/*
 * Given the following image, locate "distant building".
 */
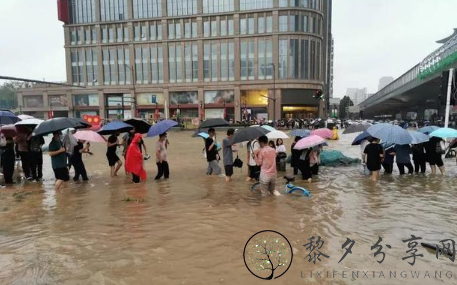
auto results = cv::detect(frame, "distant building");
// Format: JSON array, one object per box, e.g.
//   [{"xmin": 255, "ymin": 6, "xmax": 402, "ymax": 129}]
[
  {"xmin": 378, "ymin": 76, "xmax": 394, "ymax": 91},
  {"xmin": 346, "ymin": 87, "xmax": 367, "ymax": 106},
  {"xmin": 17, "ymin": 0, "xmax": 333, "ymax": 121}
]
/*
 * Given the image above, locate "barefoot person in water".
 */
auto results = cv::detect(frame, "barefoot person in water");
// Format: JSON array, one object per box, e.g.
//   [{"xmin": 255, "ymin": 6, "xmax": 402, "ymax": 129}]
[
  {"xmin": 253, "ymin": 135, "xmax": 280, "ymax": 196},
  {"xmin": 106, "ymin": 132, "xmax": 122, "ymax": 177}
]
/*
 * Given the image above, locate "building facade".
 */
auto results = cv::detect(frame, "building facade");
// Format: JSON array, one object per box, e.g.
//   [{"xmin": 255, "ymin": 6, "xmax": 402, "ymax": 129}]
[{"xmin": 18, "ymin": 0, "xmax": 332, "ymax": 122}]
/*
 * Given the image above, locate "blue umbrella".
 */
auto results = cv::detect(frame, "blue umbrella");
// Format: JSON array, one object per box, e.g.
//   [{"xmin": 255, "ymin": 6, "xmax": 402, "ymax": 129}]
[
  {"xmin": 367, "ymin": 124, "xmax": 412, "ymax": 145},
  {"xmin": 0, "ymin": 110, "xmax": 20, "ymax": 125},
  {"xmin": 429, "ymin": 127, "xmax": 457, "ymax": 138},
  {"xmin": 147, "ymin": 119, "xmax": 178, "ymax": 137},
  {"xmin": 409, "ymin": 131, "xmax": 430, "ymax": 144},
  {"xmin": 197, "ymin": 132, "xmax": 209, "ymax": 139},
  {"xmin": 290, "ymin": 129, "xmax": 311, "ymax": 137},
  {"xmin": 351, "ymin": 131, "xmax": 372, "ymax": 145},
  {"xmin": 418, "ymin": 126, "xmax": 439, "ymax": 134},
  {"xmin": 98, "ymin": 121, "xmax": 133, "ymax": 135}
]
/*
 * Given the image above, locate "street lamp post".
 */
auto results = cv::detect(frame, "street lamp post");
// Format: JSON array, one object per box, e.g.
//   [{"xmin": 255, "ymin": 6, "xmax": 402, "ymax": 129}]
[{"xmin": 125, "ymin": 64, "xmax": 136, "ymax": 119}]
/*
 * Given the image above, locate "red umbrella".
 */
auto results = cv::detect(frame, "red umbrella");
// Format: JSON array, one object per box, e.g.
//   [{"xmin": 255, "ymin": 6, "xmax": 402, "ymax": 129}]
[
  {"xmin": 0, "ymin": 125, "xmax": 30, "ymax": 137},
  {"xmin": 311, "ymin": 128, "xmax": 333, "ymax": 139}
]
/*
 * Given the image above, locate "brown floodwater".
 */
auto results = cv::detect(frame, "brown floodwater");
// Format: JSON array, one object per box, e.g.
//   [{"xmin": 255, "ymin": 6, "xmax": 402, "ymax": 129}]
[{"xmin": 0, "ymin": 130, "xmax": 456, "ymax": 285}]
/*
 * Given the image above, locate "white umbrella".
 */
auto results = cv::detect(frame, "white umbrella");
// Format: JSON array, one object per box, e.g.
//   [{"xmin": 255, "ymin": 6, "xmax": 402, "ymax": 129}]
[
  {"xmin": 15, "ymin": 118, "xmax": 44, "ymax": 126},
  {"xmin": 18, "ymin": 114, "xmax": 35, "ymax": 120},
  {"xmin": 266, "ymin": 130, "xmax": 289, "ymax": 139}
]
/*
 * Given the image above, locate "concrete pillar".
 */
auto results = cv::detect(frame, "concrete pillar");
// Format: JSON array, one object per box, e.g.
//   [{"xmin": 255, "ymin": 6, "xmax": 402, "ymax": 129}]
[
  {"xmin": 67, "ymin": 91, "xmax": 73, "ymax": 118},
  {"xmin": 99, "ymin": 91, "xmax": 105, "ymax": 118},
  {"xmin": 163, "ymin": 89, "xmax": 170, "ymax": 119},
  {"xmin": 234, "ymin": 87, "xmax": 241, "ymax": 121}
]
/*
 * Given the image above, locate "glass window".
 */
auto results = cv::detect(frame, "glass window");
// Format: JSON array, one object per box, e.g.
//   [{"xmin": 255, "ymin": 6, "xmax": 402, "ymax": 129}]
[
  {"xmin": 134, "ymin": 25, "xmax": 141, "ymax": 41},
  {"xmin": 142, "ymin": 47, "xmax": 149, "ymax": 83},
  {"xmin": 279, "ymin": 15, "xmax": 287, "ymax": 32},
  {"xmin": 248, "ymin": 16, "xmax": 254, "ymax": 34},
  {"xmin": 167, "ymin": 0, "xmax": 197, "ymax": 16},
  {"xmin": 151, "ymin": 45, "xmax": 158, "ymax": 83},
  {"xmin": 302, "ymin": 15, "xmax": 308, "ymax": 32},
  {"xmin": 289, "ymin": 39, "xmax": 299, "ymax": 79},
  {"xmin": 221, "ymin": 42, "xmax": 228, "ymax": 81},
  {"xmin": 240, "ymin": 40, "xmax": 247, "ymax": 80},
  {"xmin": 108, "ymin": 27, "xmax": 114, "ymax": 43},
  {"xmin": 266, "ymin": 15, "xmax": 273, "ymax": 32},
  {"xmin": 203, "ymin": 0, "xmax": 235, "ymax": 13},
  {"xmin": 100, "ymin": 0, "xmax": 128, "ymax": 21},
  {"xmin": 211, "ymin": 18, "xmax": 217, "ymax": 37},
  {"xmin": 203, "ymin": 42, "xmax": 210, "ymax": 81},
  {"xmin": 279, "ymin": 39, "xmax": 287, "ymax": 79},
  {"xmin": 258, "ymin": 38, "xmax": 266, "ymax": 80},
  {"xmin": 85, "ymin": 28, "xmax": 91, "ymax": 44},
  {"xmin": 157, "ymin": 24, "xmax": 162, "ymax": 39},
  {"xmin": 109, "ymin": 49, "xmax": 116, "ymax": 84},
  {"xmin": 141, "ymin": 25, "xmax": 147, "ymax": 40},
  {"xmin": 228, "ymin": 17, "xmax": 234, "ymax": 35},
  {"xmin": 150, "ymin": 23, "xmax": 157, "ymax": 40},
  {"xmin": 240, "ymin": 0, "xmax": 273, "ymax": 11},
  {"xmin": 258, "ymin": 16, "xmax": 265, "ymax": 34},
  {"xmin": 69, "ymin": 0, "xmax": 96, "ymax": 24},
  {"xmin": 192, "ymin": 21, "xmax": 197, "ymax": 38},
  {"xmin": 77, "ymin": 29, "xmax": 84, "ymax": 44},
  {"xmin": 116, "ymin": 27, "xmax": 123, "ymax": 42},
  {"xmin": 300, "ymin": 39, "xmax": 308, "ymax": 79},
  {"xmin": 240, "ymin": 17, "xmax": 247, "ymax": 35},
  {"xmin": 168, "ymin": 22, "xmax": 175, "ymax": 39},
  {"xmin": 71, "ymin": 30, "xmax": 77, "ymax": 45},
  {"xmin": 133, "ymin": 0, "xmax": 162, "ymax": 19},
  {"xmin": 175, "ymin": 21, "xmax": 181, "ymax": 39},
  {"xmin": 185, "ymin": 21, "xmax": 191, "ymax": 38},
  {"xmin": 184, "ymin": 43, "xmax": 192, "ymax": 82},
  {"xmin": 92, "ymin": 28, "xmax": 97, "ymax": 43},
  {"xmin": 168, "ymin": 44, "xmax": 176, "ymax": 83},
  {"xmin": 228, "ymin": 40, "xmax": 234, "ymax": 81},
  {"xmin": 117, "ymin": 48, "xmax": 125, "ymax": 84},
  {"xmin": 220, "ymin": 18, "xmax": 227, "ymax": 36},
  {"xmin": 176, "ymin": 44, "xmax": 182, "ymax": 83},
  {"xmin": 211, "ymin": 43, "xmax": 218, "ymax": 82},
  {"xmin": 203, "ymin": 19, "xmax": 210, "ymax": 37},
  {"xmin": 192, "ymin": 43, "xmax": 198, "ymax": 82}
]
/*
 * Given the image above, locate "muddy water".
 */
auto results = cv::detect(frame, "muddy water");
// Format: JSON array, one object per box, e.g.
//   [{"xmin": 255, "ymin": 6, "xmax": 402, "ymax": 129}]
[{"xmin": 0, "ymin": 130, "xmax": 456, "ymax": 285}]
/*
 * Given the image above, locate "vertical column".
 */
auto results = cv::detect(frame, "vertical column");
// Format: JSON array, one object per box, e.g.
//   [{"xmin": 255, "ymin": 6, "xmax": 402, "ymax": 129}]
[
  {"xmin": 234, "ymin": 87, "xmax": 241, "ymax": 121},
  {"xmin": 126, "ymin": 0, "xmax": 133, "ymax": 20},
  {"xmin": 275, "ymin": 88, "xmax": 281, "ymax": 122},
  {"xmin": 234, "ymin": 37, "xmax": 240, "ymax": 81},
  {"xmin": 163, "ymin": 89, "xmax": 170, "ymax": 119},
  {"xmin": 43, "ymin": 92, "xmax": 49, "ymax": 118},
  {"xmin": 97, "ymin": 46, "xmax": 104, "ymax": 85},
  {"xmin": 198, "ymin": 87, "xmax": 205, "ymax": 120},
  {"xmin": 94, "ymin": 0, "xmax": 101, "ymax": 22},
  {"xmin": 65, "ymin": 48, "xmax": 72, "ymax": 84},
  {"xmin": 67, "ymin": 91, "xmax": 74, "ymax": 117},
  {"xmin": 17, "ymin": 91, "xmax": 23, "ymax": 114},
  {"xmin": 98, "ymin": 91, "xmax": 105, "ymax": 118}
]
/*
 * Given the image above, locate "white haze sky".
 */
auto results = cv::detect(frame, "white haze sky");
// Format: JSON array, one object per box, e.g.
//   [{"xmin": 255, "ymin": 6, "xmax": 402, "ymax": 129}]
[{"xmin": 0, "ymin": 0, "xmax": 456, "ymax": 97}]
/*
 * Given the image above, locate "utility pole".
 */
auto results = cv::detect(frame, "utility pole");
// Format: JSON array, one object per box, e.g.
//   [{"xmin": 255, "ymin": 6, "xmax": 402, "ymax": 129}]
[{"xmin": 444, "ymin": 68, "xmax": 454, "ymax": 128}]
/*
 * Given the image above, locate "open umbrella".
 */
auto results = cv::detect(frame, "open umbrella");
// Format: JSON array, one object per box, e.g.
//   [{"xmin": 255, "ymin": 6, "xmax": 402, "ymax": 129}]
[
  {"xmin": 147, "ymin": 119, "xmax": 178, "ymax": 137},
  {"xmin": 266, "ymin": 130, "xmax": 289, "ymax": 139},
  {"xmin": 0, "ymin": 125, "xmax": 28, "ymax": 137},
  {"xmin": 229, "ymin": 126, "xmax": 270, "ymax": 144},
  {"xmin": 418, "ymin": 126, "xmax": 439, "ymax": 134},
  {"xmin": 125, "ymin": 118, "xmax": 152, "ymax": 134},
  {"xmin": 351, "ymin": 131, "xmax": 372, "ymax": 145},
  {"xmin": 69, "ymin": 117, "xmax": 92, "ymax": 129},
  {"xmin": 294, "ymin": 135, "xmax": 326, "ymax": 150},
  {"xmin": 409, "ymin": 131, "xmax": 429, "ymax": 144},
  {"xmin": 15, "ymin": 118, "xmax": 44, "ymax": 127},
  {"xmin": 199, "ymin": 118, "xmax": 229, "ymax": 128},
  {"xmin": 429, "ymin": 127, "xmax": 457, "ymax": 138},
  {"xmin": 343, "ymin": 123, "xmax": 371, "ymax": 134},
  {"xmin": 311, "ymin": 128, "xmax": 333, "ymax": 139},
  {"xmin": 18, "ymin": 114, "xmax": 34, "ymax": 120},
  {"xmin": 196, "ymin": 132, "xmax": 209, "ymax": 139},
  {"xmin": 367, "ymin": 124, "xmax": 412, "ymax": 145},
  {"xmin": 98, "ymin": 121, "xmax": 133, "ymax": 135},
  {"xmin": 73, "ymin": 130, "xmax": 107, "ymax": 143},
  {"xmin": 32, "ymin": 117, "xmax": 85, "ymax": 136},
  {"xmin": 290, "ymin": 129, "xmax": 311, "ymax": 137},
  {"xmin": 191, "ymin": 128, "xmax": 209, "ymax": 137},
  {"xmin": 251, "ymin": 125, "xmax": 276, "ymax": 132},
  {"xmin": 0, "ymin": 110, "xmax": 20, "ymax": 125}
]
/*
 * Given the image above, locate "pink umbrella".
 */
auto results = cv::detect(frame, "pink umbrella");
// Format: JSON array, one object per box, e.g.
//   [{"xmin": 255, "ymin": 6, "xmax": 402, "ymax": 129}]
[
  {"xmin": 293, "ymin": 135, "xmax": 326, "ymax": 150},
  {"xmin": 311, "ymin": 128, "xmax": 333, "ymax": 139},
  {"xmin": 73, "ymin": 130, "xmax": 107, "ymax": 143}
]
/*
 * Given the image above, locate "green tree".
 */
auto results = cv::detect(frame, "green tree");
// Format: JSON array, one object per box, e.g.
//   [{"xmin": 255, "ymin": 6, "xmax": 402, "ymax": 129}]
[
  {"xmin": 0, "ymin": 82, "xmax": 19, "ymax": 110},
  {"xmin": 339, "ymin": 96, "xmax": 354, "ymax": 119}
]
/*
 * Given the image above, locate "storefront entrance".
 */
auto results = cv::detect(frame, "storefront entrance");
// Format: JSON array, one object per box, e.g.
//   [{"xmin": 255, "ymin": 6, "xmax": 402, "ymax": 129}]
[{"xmin": 282, "ymin": 106, "xmax": 318, "ymax": 119}]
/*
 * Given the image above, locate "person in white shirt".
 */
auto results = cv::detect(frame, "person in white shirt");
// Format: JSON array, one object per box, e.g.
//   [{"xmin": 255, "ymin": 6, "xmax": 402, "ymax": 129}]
[{"xmin": 246, "ymin": 139, "xmax": 260, "ymax": 181}]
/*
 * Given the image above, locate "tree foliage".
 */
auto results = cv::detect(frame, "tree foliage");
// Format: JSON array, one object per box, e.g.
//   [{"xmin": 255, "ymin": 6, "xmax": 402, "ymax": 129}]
[
  {"xmin": 339, "ymin": 96, "xmax": 354, "ymax": 119},
  {"xmin": 0, "ymin": 82, "xmax": 19, "ymax": 110}
]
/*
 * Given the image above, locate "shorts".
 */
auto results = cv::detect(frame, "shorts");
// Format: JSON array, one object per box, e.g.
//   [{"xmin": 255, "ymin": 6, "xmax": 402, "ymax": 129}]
[
  {"xmin": 224, "ymin": 165, "xmax": 234, "ymax": 177},
  {"xmin": 249, "ymin": 165, "xmax": 260, "ymax": 179},
  {"xmin": 259, "ymin": 172, "xmax": 277, "ymax": 195},
  {"xmin": 107, "ymin": 153, "xmax": 120, "ymax": 167},
  {"xmin": 428, "ymin": 155, "xmax": 444, "ymax": 167},
  {"xmin": 53, "ymin": 167, "xmax": 70, "ymax": 182}
]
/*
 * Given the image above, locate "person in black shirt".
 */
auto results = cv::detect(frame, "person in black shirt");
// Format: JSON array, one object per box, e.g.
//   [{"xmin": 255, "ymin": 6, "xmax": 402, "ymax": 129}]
[
  {"xmin": 425, "ymin": 136, "xmax": 445, "ymax": 175},
  {"xmin": 2, "ymin": 138, "xmax": 16, "ymax": 184},
  {"xmin": 363, "ymin": 138, "xmax": 384, "ymax": 181},
  {"xmin": 205, "ymin": 128, "xmax": 222, "ymax": 176},
  {"xmin": 28, "ymin": 135, "xmax": 45, "ymax": 181},
  {"xmin": 106, "ymin": 132, "xmax": 122, "ymax": 177},
  {"xmin": 290, "ymin": 136, "xmax": 302, "ymax": 175},
  {"xmin": 71, "ymin": 140, "xmax": 92, "ymax": 181},
  {"xmin": 412, "ymin": 143, "xmax": 426, "ymax": 174}
]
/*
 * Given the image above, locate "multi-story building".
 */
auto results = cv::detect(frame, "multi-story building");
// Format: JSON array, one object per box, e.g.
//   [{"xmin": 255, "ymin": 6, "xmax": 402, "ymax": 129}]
[{"xmin": 18, "ymin": 0, "xmax": 332, "ymax": 122}]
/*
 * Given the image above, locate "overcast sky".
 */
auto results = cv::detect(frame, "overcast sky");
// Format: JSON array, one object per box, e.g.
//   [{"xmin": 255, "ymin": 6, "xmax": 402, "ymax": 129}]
[{"xmin": 0, "ymin": 0, "xmax": 456, "ymax": 97}]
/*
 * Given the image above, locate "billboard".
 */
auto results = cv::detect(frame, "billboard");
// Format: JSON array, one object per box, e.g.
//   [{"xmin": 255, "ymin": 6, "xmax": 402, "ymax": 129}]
[
  {"xmin": 170, "ymin": 91, "xmax": 198, "ymax": 104},
  {"xmin": 204, "ymin": 90, "xmax": 234, "ymax": 104}
]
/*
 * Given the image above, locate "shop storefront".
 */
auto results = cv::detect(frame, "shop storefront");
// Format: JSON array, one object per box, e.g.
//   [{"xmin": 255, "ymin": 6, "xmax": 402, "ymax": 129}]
[
  {"xmin": 105, "ymin": 94, "xmax": 132, "ymax": 120},
  {"xmin": 169, "ymin": 91, "xmax": 199, "ymax": 119},
  {"xmin": 240, "ymin": 90, "xmax": 269, "ymax": 122},
  {"xmin": 204, "ymin": 90, "xmax": 235, "ymax": 122},
  {"xmin": 137, "ymin": 93, "xmax": 165, "ymax": 121},
  {"xmin": 73, "ymin": 94, "xmax": 100, "ymax": 118},
  {"xmin": 281, "ymin": 89, "xmax": 320, "ymax": 119}
]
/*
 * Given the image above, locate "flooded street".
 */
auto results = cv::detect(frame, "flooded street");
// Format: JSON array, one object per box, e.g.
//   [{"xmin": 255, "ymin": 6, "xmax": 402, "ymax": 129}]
[{"xmin": 0, "ymin": 130, "xmax": 456, "ymax": 285}]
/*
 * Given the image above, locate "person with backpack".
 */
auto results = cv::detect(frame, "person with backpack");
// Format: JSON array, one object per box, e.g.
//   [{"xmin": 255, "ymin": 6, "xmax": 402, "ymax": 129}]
[
  {"xmin": 425, "ymin": 136, "xmax": 445, "ymax": 175},
  {"xmin": 28, "ymin": 135, "xmax": 45, "ymax": 182},
  {"xmin": 246, "ymin": 139, "xmax": 260, "ymax": 181}
]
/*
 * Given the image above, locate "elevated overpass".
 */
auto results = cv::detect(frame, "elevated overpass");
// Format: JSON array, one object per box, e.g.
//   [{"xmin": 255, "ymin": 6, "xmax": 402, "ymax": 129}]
[{"xmin": 359, "ymin": 29, "xmax": 457, "ymax": 119}]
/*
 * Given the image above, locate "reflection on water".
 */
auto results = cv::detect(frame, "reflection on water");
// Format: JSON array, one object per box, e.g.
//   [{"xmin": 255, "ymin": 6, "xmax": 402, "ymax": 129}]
[{"xmin": 0, "ymin": 130, "xmax": 457, "ymax": 284}]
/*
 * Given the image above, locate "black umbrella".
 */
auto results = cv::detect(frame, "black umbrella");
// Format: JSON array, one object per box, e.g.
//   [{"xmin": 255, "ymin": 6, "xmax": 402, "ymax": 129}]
[
  {"xmin": 343, "ymin": 123, "xmax": 371, "ymax": 134},
  {"xmin": 229, "ymin": 126, "xmax": 270, "ymax": 144},
  {"xmin": 199, "ymin": 118, "xmax": 229, "ymax": 128},
  {"xmin": 124, "ymin": 118, "xmax": 152, "ymax": 134},
  {"xmin": 32, "ymin": 117, "xmax": 84, "ymax": 136},
  {"xmin": 69, "ymin": 117, "xmax": 92, "ymax": 129}
]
